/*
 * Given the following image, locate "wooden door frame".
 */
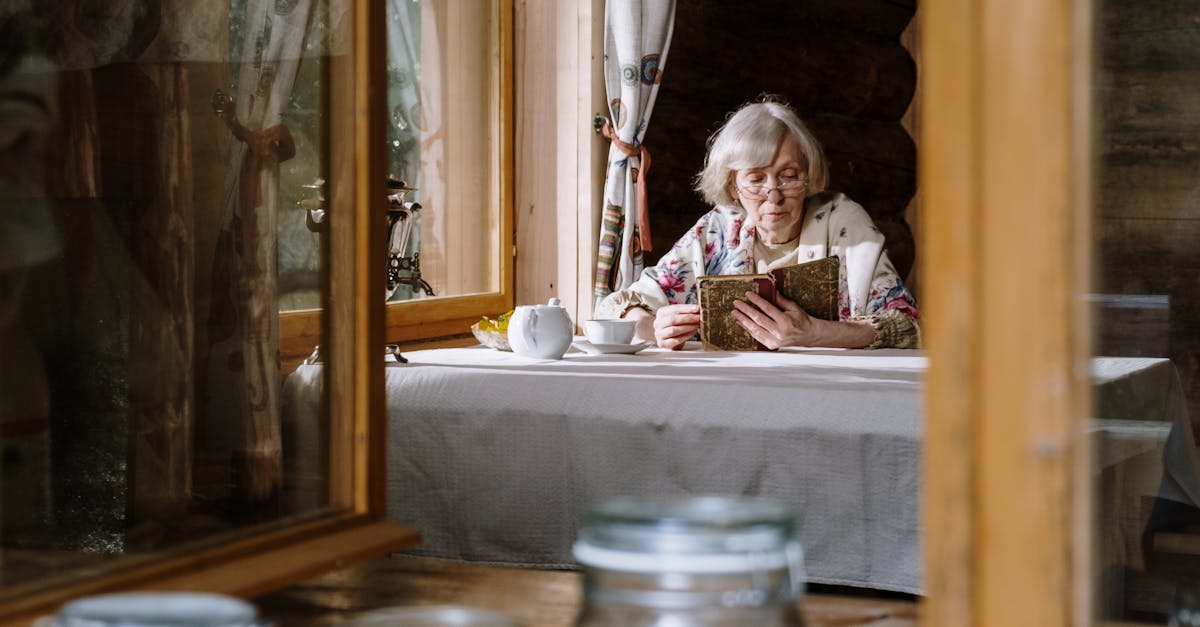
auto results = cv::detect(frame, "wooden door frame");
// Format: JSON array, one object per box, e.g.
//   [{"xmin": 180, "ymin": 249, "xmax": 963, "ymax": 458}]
[{"xmin": 920, "ymin": 0, "xmax": 1094, "ymax": 624}]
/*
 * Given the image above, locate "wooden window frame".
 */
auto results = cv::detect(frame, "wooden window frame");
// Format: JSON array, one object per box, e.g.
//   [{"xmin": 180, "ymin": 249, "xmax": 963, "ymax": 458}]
[
  {"xmin": 0, "ymin": 1, "xmax": 418, "ymax": 624},
  {"xmin": 920, "ymin": 0, "xmax": 1093, "ymax": 624},
  {"xmin": 382, "ymin": 1, "xmax": 515, "ymax": 346}
]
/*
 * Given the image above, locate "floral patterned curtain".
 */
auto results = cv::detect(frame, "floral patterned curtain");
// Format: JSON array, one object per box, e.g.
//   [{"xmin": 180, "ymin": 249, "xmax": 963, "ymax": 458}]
[
  {"xmin": 204, "ymin": 0, "xmax": 314, "ymax": 503},
  {"xmin": 592, "ymin": 0, "xmax": 676, "ymax": 311}
]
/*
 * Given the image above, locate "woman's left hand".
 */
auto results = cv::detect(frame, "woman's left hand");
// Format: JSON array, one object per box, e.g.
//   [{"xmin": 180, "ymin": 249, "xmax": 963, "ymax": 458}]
[{"xmin": 731, "ymin": 291, "xmax": 819, "ymax": 350}]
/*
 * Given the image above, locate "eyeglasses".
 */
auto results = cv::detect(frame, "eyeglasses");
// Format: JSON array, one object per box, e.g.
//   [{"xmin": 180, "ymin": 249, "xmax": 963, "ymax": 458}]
[{"xmin": 736, "ymin": 177, "xmax": 807, "ymax": 201}]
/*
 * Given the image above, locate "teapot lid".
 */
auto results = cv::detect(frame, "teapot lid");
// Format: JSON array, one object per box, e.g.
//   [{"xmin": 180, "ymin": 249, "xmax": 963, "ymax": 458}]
[{"xmin": 516, "ymin": 297, "xmax": 565, "ymax": 310}]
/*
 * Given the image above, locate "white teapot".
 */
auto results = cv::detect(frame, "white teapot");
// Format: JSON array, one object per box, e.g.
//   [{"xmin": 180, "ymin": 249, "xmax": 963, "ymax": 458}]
[{"xmin": 508, "ymin": 297, "xmax": 574, "ymax": 360}]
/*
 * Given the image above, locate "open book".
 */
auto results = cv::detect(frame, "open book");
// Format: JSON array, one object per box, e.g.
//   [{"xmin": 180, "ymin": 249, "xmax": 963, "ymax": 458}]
[{"xmin": 697, "ymin": 256, "xmax": 840, "ymax": 351}]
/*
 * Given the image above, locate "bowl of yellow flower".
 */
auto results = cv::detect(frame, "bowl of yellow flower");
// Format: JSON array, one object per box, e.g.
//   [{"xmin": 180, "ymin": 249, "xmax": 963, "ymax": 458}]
[{"xmin": 471, "ymin": 309, "xmax": 514, "ymax": 351}]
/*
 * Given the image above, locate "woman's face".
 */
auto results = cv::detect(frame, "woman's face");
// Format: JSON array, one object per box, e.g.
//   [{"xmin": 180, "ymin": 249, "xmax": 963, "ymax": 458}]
[{"xmin": 731, "ymin": 134, "xmax": 809, "ymax": 244}]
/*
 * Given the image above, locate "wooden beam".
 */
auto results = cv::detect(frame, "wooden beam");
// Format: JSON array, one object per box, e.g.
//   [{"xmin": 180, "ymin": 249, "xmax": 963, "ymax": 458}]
[{"xmin": 921, "ymin": 0, "xmax": 1092, "ymax": 624}]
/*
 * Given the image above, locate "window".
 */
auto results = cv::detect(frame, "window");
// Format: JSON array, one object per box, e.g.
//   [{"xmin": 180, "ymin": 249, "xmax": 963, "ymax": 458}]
[
  {"xmin": 0, "ymin": 1, "xmax": 413, "ymax": 623},
  {"xmin": 383, "ymin": 0, "xmax": 513, "ymax": 345},
  {"xmin": 279, "ymin": 0, "xmax": 513, "ymax": 363}
]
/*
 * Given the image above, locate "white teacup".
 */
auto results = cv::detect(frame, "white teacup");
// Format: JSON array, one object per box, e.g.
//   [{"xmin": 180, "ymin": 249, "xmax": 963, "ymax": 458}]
[{"xmin": 583, "ymin": 319, "xmax": 637, "ymax": 345}]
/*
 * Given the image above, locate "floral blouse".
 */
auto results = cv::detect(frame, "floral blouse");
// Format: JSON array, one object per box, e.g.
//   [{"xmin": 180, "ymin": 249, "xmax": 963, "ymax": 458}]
[{"xmin": 596, "ymin": 192, "xmax": 920, "ymax": 348}]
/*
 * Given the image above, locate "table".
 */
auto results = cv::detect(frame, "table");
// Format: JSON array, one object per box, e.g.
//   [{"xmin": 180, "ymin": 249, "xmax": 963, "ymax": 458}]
[{"xmin": 281, "ymin": 342, "xmax": 1197, "ymax": 595}]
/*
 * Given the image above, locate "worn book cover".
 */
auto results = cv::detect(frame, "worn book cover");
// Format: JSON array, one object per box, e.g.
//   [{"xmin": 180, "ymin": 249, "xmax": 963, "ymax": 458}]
[{"xmin": 698, "ymin": 255, "xmax": 840, "ymax": 351}]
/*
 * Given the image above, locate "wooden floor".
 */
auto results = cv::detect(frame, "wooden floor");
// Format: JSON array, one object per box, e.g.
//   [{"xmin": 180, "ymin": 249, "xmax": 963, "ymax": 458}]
[{"xmin": 255, "ymin": 554, "xmax": 919, "ymax": 626}]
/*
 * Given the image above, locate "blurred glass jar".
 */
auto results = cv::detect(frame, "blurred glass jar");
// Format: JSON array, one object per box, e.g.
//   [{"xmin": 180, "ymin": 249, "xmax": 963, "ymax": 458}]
[
  {"xmin": 44, "ymin": 592, "xmax": 262, "ymax": 626},
  {"xmin": 573, "ymin": 495, "xmax": 806, "ymax": 627}
]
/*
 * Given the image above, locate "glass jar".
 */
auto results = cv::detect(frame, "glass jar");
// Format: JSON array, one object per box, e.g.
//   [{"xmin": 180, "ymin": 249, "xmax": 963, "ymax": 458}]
[{"xmin": 573, "ymin": 495, "xmax": 806, "ymax": 627}]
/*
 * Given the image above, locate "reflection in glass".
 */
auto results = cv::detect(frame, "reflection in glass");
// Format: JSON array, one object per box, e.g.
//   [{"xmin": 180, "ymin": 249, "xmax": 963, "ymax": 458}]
[
  {"xmin": 1092, "ymin": 1, "xmax": 1200, "ymax": 621},
  {"xmin": 0, "ymin": 0, "xmax": 334, "ymax": 590},
  {"xmin": 275, "ymin": 1, "xmax": 500, "ymax": 311},
  {"xmin": 382, "ymin": 1, "xmax": 498, "ymax": 304}
]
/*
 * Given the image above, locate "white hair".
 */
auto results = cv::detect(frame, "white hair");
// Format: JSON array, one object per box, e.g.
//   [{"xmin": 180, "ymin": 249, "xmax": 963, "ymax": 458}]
[{"xmin": 693, "ymin": 100, "xmax": 829, "ymax": 207}]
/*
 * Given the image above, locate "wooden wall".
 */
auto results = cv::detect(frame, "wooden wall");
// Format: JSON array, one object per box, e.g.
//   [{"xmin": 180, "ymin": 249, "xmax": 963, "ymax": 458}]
[
  {"xmin": 512, "ymin": 0, "xmax": 606, "ymax": 325},
  {"xmin": 1094, "ymin": 0, "xmax": 1200, "ymax": 423},
  {"xmin": 642, "ymin": 0, "xmax": 918, "ymax": 283}
]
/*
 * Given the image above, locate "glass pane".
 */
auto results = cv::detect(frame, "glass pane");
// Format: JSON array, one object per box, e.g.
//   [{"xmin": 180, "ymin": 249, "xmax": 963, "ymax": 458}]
[
  {"xmin": 275, "ymin": 0, "xmax": 501, "ymax": 313},
  {"xmin": 380, "ymin": 0, "xmax": 500, "ymax": 305},
  {"xmin": 1092, "ymin": 1, "xmax": 1200, "ymax": 621},
  {"xmin": 0, "ymin": 0, "xmax": 344, "ymax": 593}
]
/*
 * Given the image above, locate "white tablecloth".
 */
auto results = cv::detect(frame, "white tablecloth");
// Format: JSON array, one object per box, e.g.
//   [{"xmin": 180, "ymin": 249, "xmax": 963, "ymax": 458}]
[{"xmin": 281, "ymin": 342, "xmax": 1195, "ymax": 595}]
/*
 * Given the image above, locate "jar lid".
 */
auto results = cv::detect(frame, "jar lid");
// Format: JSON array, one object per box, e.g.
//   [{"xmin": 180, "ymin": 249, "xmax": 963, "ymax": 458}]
[
  {"xmin": 55, "ymin": 592, "xmax": 259, "ymax": 626},
  {"xmin": 573, "ymin": 495, "xmax": 802, "ymax": 574}
]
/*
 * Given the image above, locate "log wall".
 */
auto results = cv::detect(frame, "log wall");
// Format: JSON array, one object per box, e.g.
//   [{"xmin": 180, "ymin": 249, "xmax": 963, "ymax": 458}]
[{"xmin": 643, "ymin": 0, "xmax": 918, "ymax": 282}]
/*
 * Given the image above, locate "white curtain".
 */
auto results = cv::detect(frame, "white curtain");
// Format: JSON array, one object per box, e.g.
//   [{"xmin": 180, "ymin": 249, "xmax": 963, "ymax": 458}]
[{"xmin": 592, "ymin": 0, "xmax": 676, "ymax": 311}]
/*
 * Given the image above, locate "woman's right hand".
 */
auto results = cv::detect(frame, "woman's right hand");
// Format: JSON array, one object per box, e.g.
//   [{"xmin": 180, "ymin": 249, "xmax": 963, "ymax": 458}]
[{"xmin": 652, "ymin": 304, "xmax": 701, "ymax": 350}]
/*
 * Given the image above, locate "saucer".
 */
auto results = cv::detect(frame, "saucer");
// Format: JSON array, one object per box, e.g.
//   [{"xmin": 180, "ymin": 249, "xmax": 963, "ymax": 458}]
[{"xmin": 573, "ymin": 339, "xmax": 652, "ymax": 355}]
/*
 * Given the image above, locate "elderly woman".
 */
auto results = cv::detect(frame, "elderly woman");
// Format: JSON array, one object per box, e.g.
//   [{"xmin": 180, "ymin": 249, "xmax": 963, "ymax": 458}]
[{"xmin": 596, "ymin": 99, "xmax": 920, "ymax": 350}]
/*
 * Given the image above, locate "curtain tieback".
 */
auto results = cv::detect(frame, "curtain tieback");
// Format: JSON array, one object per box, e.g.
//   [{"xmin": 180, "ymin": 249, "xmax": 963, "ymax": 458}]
[
  {"xmin": 214, "ymin": 93, "xmax": 297, "ymax": 232},
  {"xmin": 599, "ymin": 119, "xmax": 653, "ymax": 252}
]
